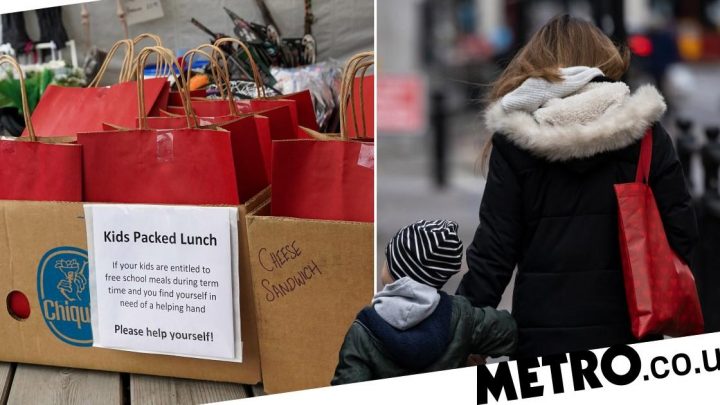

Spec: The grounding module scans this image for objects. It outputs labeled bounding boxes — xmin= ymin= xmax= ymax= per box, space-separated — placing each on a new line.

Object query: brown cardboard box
xmin=245 ymin=201 xmax=374 ymax=393
xmin=0 ymin=187 xmax=270 ymax=383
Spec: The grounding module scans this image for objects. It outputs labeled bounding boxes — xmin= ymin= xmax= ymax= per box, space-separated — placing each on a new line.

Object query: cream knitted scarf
xmin=500 ymin=66 xmax=604 ymax=113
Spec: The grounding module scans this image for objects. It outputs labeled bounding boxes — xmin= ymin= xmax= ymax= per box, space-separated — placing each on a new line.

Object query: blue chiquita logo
xmin=37 ymin=246 xmax=92 ymax=347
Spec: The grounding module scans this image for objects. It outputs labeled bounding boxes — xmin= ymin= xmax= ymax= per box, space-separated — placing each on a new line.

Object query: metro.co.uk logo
xmin=36 ymin=246 xmax=92 ymax=346
xmin=478 ymin=343 xmax=720 ymax=403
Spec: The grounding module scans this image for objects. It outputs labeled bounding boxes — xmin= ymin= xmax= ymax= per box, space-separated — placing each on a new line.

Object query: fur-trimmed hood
xmin=485 ymin=81 xmax=667 ymax=161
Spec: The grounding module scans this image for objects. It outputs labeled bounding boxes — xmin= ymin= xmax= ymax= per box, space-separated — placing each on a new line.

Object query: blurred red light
xmin=630 ymin=35 xmax=653 ymax=57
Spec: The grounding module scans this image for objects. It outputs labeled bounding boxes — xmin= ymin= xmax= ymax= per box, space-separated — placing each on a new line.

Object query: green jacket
xmin=331 ymin=293 xmax=517 ymax=385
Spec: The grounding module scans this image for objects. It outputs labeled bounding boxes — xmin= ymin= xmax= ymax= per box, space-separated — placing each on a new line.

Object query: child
xmin=332 ymin=220 xmax=517 ymax=385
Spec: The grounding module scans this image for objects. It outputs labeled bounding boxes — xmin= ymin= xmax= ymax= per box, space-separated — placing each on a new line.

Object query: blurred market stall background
xmin=0 ymin=0 xmax=373 ymax=134
xmin=16 ymin=0 xmax=373 ymax=70
xmin=378 ymin=0 xmax=720 ymax=332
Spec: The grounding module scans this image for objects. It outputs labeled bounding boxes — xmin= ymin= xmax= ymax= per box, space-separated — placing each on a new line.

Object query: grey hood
xmin=372 ymin=277 xmax=440 ymax=330
xmin=485 ymin=74 xmax=667 ymax=162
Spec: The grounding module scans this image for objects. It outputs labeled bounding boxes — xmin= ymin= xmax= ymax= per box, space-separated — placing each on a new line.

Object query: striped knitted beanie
xmin=385 ymin=220 xmax=463 ymax=289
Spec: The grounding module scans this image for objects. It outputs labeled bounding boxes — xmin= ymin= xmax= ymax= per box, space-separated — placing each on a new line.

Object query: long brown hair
xmin=480 ymin=14 xmax=631 ymax=171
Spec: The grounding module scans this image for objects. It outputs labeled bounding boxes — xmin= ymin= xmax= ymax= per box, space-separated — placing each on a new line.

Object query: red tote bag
xmin=27 ymin=79 xmax=167 ymax=136
xmin=344 ymin=75 xmax=374 ymax=139
xmin=168 ymin=89 xmax=206 ymax=106
xmin=275 ymin=90 xmax=319 ymax=131
xmin=148 ymin=112 xmax=276 ymax=185
xmin=174 ymin=39 xmax=318 ymax=132
xmin=25 ymin=39 xmax=168 ymax=137
xmin=614 ymin=129 xmax=704 ymax=338
xmin=130 ymin=44 xmax=273 ymax=193
xmin=76 ymin=46 xmax=240 ymax=205
xmin=168 ymin=40 xmax=268 ymax=119
xmin=0 ymin=140 xmax=82 ymax=202
xmin=0 ymin=56 xmax=82 ymax=201
xmin=77 ymin=127 xmax=239 ymax=205
xmin=218 ymin=38 xmax=319 ymax=131
xmin=167 ymin=44 xmax=236 ymax=107
xmin=127 ymin=113 xmax=271 ymax=203
xmin=271 ymin=139 xmax=374 ymax=222
xmin=165 ymin=93 xmax=316 ymax=138
xmin=250 ymin=90 xmax=319 ymax=133
xmin=271 ymin=51 xmax=375 ymax=222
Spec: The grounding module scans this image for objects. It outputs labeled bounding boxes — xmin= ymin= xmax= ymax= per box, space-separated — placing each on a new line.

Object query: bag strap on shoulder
xmin=636 ymin=128 xmax=653 ymax=184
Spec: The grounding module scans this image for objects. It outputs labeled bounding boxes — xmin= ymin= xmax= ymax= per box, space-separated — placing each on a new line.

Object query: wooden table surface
xmin=0 ymin=362 xmax=264 ymax=404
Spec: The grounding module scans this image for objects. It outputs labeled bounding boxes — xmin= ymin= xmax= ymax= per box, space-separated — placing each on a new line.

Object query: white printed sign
xmin=84 ymin=204 xmax=241 ymax=361
xmin=124 ymin=0 xmax=164 ymax=26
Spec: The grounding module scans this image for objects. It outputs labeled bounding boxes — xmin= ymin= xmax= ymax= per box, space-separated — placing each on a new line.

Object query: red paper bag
xmin=614 ymin=129 xmax=704 ymax=338
xmin=190 ymin=90 xmax=319 ymax=133
xmin=345 ymin=75 xmax=374 ymax=139
xmin=76 ymin=46 xmax=241 ymax=205
xmin=0 ymin=139 xmax=82 ymax=202
xmin=148 ymin=82 xmax=170 ymax=116
xmin=164 ymin=98 xmax=302 ymax=140
xmin=164 ymin=103 xmax=297 ymax=142
xmin=77 ymin=128 xmax=239 ymax=205
xmin=170 ymin=43 xmax=317 ymax=136
xmin=248 ymin=99 xmax=298 ymax=132
xmin=251 ymin=105 xmax=298 ymax=142
xmin=165 ymin=98 xmax=234 ymax=117
xmin=27 ymin=78 xmax=167 ymax=137
xmin=274 ymin=90 xmax=319 ymax=131
xmin=222 ymin=116 xmax=271 ymax=201
xmin=271 ymin=139 xmax=374 ymax=222
xmin=0 ymin=55 xmax=82 ymax=201
xmin=129 ymin=114 xmax=272 ymax=203
xmin=168 ymin=89 xmax=206 ymax=106
xmin=24 ymin=38 xmax=170 ymax=137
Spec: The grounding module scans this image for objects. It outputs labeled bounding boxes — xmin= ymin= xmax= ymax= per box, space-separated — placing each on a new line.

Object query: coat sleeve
xmin=331 ymin=323 xmax=374 ymax=385
xmin=456 ymin=135 xmax=524 ymax=308
xmin=649 ymin=124 xmax=699 ymax=264
xmin=470 ymin=306 xmax=518 ymax=357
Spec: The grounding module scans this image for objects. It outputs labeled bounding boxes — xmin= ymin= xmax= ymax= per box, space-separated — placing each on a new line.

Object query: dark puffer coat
xmin=457 ymin=81 xmax=699 ymax=359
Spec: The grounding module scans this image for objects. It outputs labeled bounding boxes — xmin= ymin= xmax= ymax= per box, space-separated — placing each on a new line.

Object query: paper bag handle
xmin=126 ymin=33 xmax=164 ymax=82
xmin=0 ymin=55 xmax=36 ymax=141
xmin=132 ymin=33 xmax=163 ymax=47
xmin=339 ymin=51 xmax=374 ymax=140
xmin=181 ymin=46 xmax=240 ymax=117
xmin=300 ymin=126 xmax=341 ymax=141
xmin=136 ymin=46 xmax=196 ymax=129
xmin=182 ymin=47 xmax=233 ymax=119
xmin=182 ymin=47 xmax=226 ymax=99
xmin=192 ymin=43 xmax=242 ymax=116
xmin=88 ymin=39 xmax=135 ymax=87
xmin=343 ymin=59 xmax=372 ymax=139
xmin=213 ymin=37 xmax=266 ymax=98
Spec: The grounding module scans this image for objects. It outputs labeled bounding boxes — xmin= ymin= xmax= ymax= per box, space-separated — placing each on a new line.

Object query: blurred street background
xmin=377 ymin=0 xmax=720 ymax=330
